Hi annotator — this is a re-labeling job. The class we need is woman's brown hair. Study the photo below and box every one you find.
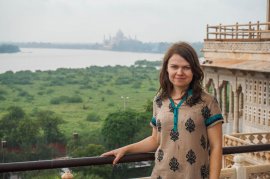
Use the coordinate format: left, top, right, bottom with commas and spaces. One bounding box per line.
158, 42, 204, 105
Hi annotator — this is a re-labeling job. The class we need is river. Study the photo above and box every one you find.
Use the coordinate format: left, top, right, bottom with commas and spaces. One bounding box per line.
0, 48, 164, 73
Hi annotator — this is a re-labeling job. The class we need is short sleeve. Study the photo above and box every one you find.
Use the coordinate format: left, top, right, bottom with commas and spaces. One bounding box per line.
150, 97, 158, 128
204, 96, 224, 128
150, 116, 157, 127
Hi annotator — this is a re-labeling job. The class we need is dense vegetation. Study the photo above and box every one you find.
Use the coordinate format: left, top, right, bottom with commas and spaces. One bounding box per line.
0, 60, 159, 178
0, 44, 20, 53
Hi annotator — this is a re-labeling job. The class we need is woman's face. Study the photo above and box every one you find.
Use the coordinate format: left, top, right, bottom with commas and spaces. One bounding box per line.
167, 54, 193, 89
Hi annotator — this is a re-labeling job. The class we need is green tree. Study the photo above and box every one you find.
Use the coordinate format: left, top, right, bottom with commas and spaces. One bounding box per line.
36, 110, 66, 144
133, 111, 152, 141
0, 106, 26, 146
71, 144, 105, 157
143, 99, 153, 113
0, 106, 47, 162
71, 144, 112, 179
101, 101, 153, 149
102, 110, 143, 149
15, 118, 40, 146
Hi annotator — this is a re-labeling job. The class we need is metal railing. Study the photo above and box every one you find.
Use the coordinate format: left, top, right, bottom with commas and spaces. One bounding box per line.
0, 144, 270, 173
206, 21, 270, 41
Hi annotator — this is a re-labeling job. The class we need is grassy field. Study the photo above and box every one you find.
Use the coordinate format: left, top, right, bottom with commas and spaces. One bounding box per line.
0, 63, 160, 137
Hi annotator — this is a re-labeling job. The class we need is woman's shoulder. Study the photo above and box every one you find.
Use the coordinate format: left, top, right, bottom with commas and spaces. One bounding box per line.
153, 92, 167, 102
153, 93, 168, 108
201, 91, 217, 104
153, 94, 160, 103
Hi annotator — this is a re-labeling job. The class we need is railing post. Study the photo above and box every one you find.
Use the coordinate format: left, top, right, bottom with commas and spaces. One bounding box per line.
249, 21, 252, 39
215, 27, 217, 39
236, 22, 238, 39
257, 21, 260, 39
232, 155, 247, 179
224, 26, 226, 39
219, 23, 222, 39
1, 140, 7, 179
1, 140, 7, 162
232, 27, 234, 39
73, 132, 79, 146
206, 24, 209, 40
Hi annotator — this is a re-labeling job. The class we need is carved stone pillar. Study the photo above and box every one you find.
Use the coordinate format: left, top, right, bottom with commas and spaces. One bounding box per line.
216, 87, 221, 108
233, 90, 239, 133
229, 85, 234, 121
222, 82, 228, 122
205, 81, 210, 93
239, 92, 243, 116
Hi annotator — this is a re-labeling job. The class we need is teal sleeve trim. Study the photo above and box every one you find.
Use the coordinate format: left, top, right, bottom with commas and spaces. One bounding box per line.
151, 117, 156, 126
205, 114, 223, 127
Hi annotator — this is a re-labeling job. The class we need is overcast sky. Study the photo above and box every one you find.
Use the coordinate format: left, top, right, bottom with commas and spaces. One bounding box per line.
0, 0, 267, 43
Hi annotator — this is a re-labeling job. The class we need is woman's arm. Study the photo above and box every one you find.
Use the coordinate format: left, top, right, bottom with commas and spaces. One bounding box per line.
101, 127, 159, 165
207, 122, 223, 179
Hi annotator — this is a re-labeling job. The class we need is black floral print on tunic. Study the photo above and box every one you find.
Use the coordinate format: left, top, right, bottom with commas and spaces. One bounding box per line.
169, 103, 174, 112
185, 118, 195, 133
200, 164, 209, 179
186, 96, 196, 107
170, 129, 179, 141
157, 176, 162, 179
201, 106, 211, 119
186, 149, 196, 165
157, 149, 164, 162
169, 157, 179, 172
157, 119, 161, 132
200, 135, 206, 150
155, 96, 163, 108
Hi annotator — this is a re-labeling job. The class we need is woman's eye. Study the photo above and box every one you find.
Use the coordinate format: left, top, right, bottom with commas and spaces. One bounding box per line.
184, 66, 191, 70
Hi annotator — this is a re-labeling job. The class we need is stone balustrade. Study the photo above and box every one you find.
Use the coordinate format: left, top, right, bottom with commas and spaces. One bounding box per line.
137, 159, 270, 179
224, 133, 270, 166
231, 132, 270, 144
220, 168, 237, 179
246, 164, 270, 179
230, 155, 270, 179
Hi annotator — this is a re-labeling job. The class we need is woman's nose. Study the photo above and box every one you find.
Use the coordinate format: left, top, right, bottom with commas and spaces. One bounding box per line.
176, 68, 183, 74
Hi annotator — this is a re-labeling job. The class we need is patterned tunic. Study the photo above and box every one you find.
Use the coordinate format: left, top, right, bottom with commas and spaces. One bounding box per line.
150, 90, 223, 179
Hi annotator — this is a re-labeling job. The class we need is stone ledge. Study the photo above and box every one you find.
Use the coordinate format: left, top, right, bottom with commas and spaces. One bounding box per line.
202, 41, 270, 53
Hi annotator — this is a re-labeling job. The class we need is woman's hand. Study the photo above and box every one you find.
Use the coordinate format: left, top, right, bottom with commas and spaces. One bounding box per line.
101, 128, 158, 165
101, 147, 128, 165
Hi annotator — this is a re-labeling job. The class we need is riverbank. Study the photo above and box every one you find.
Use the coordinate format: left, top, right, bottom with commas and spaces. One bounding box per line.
0, 44, 20, 53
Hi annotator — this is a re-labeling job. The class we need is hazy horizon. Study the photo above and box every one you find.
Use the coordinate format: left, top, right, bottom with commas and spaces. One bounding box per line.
0, 0, 267, 43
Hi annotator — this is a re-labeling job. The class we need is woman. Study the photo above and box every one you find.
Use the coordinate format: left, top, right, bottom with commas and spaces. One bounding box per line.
102, 42, 223, 179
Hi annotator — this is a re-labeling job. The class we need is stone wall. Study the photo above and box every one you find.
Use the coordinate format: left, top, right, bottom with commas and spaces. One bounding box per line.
202, 41, 270, 61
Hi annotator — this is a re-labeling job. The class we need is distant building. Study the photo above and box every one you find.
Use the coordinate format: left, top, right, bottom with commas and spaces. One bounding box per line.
200, 1, 270, 177
103, 30, 135, 49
